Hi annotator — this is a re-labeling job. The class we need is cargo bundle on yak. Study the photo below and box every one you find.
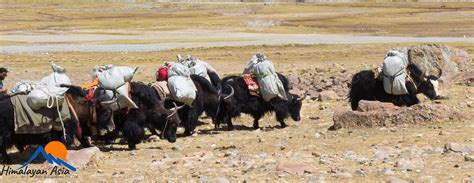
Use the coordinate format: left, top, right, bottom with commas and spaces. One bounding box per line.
215, 53, 305, 130
180, 54, 222, 89
167, 61, 197, 106
64, 65, 183, 149
0, 63, 78, 163
349, 49, 443, 110
155, 57, 233, 136
243, 52, 287, 102
382, 49, 410, 95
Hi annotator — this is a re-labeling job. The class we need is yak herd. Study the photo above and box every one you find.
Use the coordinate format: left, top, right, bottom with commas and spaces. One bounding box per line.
0, 61, 443, 163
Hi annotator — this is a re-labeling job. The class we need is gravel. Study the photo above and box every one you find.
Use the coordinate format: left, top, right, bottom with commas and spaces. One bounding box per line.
1, 32, 473, 53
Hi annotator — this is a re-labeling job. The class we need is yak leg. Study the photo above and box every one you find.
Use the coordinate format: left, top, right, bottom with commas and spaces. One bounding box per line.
79, 136, 93, 148
404, 82, 420, 107
1, 145, 11, 164
275, 108, 288, 128
15, 144, 24, 153
270, 99, 289, 128
226, 118, 234, 131
184, 110, 197, 136
251, 113, 264, 129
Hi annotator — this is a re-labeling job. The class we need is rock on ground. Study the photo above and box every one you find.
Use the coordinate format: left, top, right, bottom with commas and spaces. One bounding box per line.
443, 71, 474, 86
332, 101, 466, 130
357, 100, 400, 112
66, 147, 103, 168
444, 143, 474, 154
211, 177, 230, 183
396, 158, 425, 171
276, 162, 313, 175
318, 90, 340, 101
406, 44, 471, 78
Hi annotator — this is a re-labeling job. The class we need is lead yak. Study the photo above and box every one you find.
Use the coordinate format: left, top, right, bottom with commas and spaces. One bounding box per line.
349, 64, 443, 110
215, 73, 305, 130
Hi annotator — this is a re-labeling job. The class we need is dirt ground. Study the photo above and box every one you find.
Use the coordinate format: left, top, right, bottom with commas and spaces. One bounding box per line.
0, 1, 473, 182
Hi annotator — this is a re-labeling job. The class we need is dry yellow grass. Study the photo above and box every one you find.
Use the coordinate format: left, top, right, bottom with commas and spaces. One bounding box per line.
1, 2, 473, 36
1, 42, 472, 86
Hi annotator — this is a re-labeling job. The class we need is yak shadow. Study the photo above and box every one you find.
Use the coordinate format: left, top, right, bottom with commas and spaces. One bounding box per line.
198, 124, 284, 134
96, 145, 130, 152
1, 146, 47, 165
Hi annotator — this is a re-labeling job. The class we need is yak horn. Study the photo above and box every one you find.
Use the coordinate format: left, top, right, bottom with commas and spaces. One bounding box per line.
223, 84, 234, 100
437, 68, 443, 78
167, 102, 184, 118
296, 93, 307, 101
100, 97, 118, 106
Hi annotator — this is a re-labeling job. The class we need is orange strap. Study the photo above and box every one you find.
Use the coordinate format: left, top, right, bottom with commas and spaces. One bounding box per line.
80, 78, 99, 89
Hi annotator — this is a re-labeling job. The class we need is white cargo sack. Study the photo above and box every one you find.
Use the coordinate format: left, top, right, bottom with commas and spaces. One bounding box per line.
100, 83, 138, 111
255, 60, 288, 102
382, 50, 409, 95
25, 63, 71, 110
97, 65, 138, 90
196, 60, 218, 75
188, 61, 211, 82
167, 62, 190, 78
167, 63, 196, 106
243, 55, 258, 75
8, 80, 36, 95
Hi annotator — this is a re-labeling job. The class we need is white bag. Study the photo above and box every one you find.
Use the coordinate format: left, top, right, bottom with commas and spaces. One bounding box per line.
255, 60, 288, 102
41, 72, 71, 87
168, 76, 196, 106
189, 61, 210, 82
26, 62, 72, 110
101, 84, 138, 111
168, 62, 190, 78
243, 55, 258, 75
97, 66, 138, 90
8, 80, 36, 95
383, 50, 409, 95
196, 60, 218, 75
27, 85, 66, 110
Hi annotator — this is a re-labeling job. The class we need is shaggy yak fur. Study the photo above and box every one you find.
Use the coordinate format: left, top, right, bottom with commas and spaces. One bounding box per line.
164, 75, 228, 136
349, 64, 443, 110
95, 82, 182, 149
215, 73, 305, 130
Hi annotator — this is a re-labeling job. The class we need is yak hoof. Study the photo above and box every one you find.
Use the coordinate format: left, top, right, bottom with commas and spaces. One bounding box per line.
82, 136, 94, 148
184, 131, 194, 136
227, 125, 235, 131
128, 143, 137, 150
3, 157, 12, 164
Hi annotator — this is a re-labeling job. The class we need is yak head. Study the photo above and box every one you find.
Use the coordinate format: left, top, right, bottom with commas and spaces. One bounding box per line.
160, 102, 184, 143
288, 90, 306, 122
408, 65, 444, 100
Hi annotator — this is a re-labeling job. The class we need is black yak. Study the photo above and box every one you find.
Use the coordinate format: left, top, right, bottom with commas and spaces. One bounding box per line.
63, 82, 182, 149
164, 75, 233, 136
349, 64, 443, 110
96, 82, 182, 149
121, 82, 182, 149
0, 96, 77, 163
215, 73, 305, 130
